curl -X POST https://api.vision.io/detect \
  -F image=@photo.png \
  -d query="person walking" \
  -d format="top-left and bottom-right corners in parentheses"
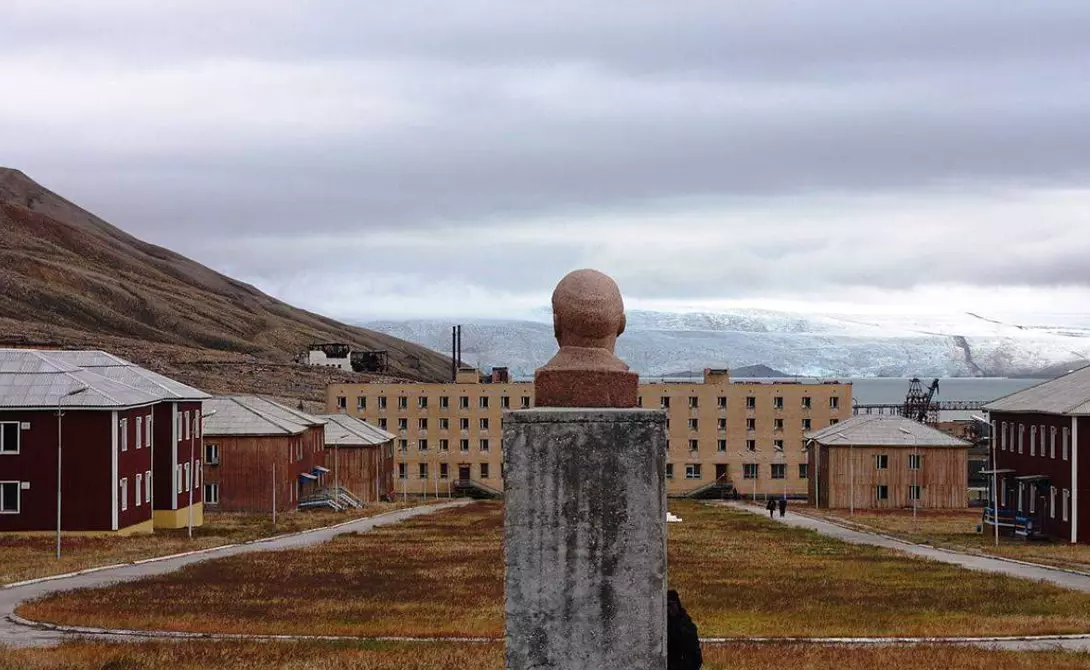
top-left (766, 498), bottom-right (776, 518)
top-left (778, 496), bottom-right (787, 517)
top-left (667, 590), bottom-right (702, 670)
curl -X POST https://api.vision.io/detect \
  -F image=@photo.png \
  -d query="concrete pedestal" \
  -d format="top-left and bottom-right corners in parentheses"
top-left (503, 409), bottom-right (667, 670)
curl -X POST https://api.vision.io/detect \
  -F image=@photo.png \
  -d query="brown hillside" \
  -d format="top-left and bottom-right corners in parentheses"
top-left (0, 168), bottom-right (452, 399)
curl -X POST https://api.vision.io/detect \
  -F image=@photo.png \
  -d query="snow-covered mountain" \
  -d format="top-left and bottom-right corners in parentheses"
top-left (362, 310), bottom-right (1090, 378)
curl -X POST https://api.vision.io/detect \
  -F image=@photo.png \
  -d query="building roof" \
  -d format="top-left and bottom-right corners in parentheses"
top-left (806, 415), bottom-right (971, 448)
top-left (0, 349), bottom-right (162, 409)
top-left (39, 350), bottom-right (210, 401)
top-left (203, 396), bottom-right (325, 437)
top-left (983, 366), bottom-right (1090, 416)
top-left (318, 413), bottom-right (395, 447)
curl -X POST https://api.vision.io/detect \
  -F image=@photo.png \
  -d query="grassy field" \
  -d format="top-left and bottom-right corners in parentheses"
top-left (19, 501), bottom-right (1090, 638)
top-left (801, 507), bottom-right (1090, 573)
top-left (3, 641), bottom-right (1090, 670)
top-left (0, 502), bottom-right (424, 586)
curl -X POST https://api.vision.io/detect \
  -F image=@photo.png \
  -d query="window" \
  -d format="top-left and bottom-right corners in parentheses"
top-left (145, 470), bottom-right (152, 502)
top-left (1063, 427), bottom-right (1071, 460)
top-left (909, 485), bottom-right (921, 501)
top-left (176, 464), bottom-right (183, 492)
top-left (418, 418), bottom-right (428, 430)
top-left (120, 418), bottom-right (128, 451)
top-left (774, 440), bottom-right (784, 451)
top-left (135, 417), bottom-right (143, 450)
top-left (146, 414), bottom-right (152, 447)
top-left (1018, 424), bottom-right (1025, 454)
top-left (685, 463), bottom-right (702, 480)
top-left (717, 418), bottom-right (727, 430)
top-left (1030, 425), bottom-right (1037, 456)
top-left (688, 439), bottom-right (699, 452)
top-left (717, 396), bottom-right (726, 409)
top-left (688, 418), bottom-right (698, 431)
top-left (501, 396), bottom-right (510, 409)
top-left (398, 439), bottom-right (408, 452)
top-left (460, 439), bottom-right (470, 453)
top-left (176, 413), bottom-right (182, 441)
top-left (0, 482), bottom-right (19, 513)
top-left (439, 417), bottom-right (449, 430)
top-left (771, 463), bottom-right (786, 479)
top-left (688, 397), bottom-right (699, 409)
top-left (521, 396), bottom-right (531, 409)
top-left (357, 396), bottom-right (366, 410)
top-left (802, 419), bottom-right (812, 431)
top-left (418, 396), bottom-right (428, 409)
top-left (480, 463), bottom-right (490, 478)
top-left (459, 418), bottom-right (470, 430)
top-left (183, 412), bottom-right (190, 440)
top-left (908, 454), bottom-right (922, 470)
top-left (802, 396), bottom-right (812, 409)
top-left (194, 414), bottom-right (201, 440)
top-left (798, 463), bottom-right (809, 479)
top-left (480, 439), bottom-right (490, 452)
top-left (830, 419), bottom-right (839, 426)
top-left (479, 396), bottom-right (489, 409)
top-left (459, 396), bottom-right (469, 409)
top-left (419, 463), bottom-right (428, 479)
top-left (746, 439), bottom-right (756, 451)
top-left (205, 483), bottom-right (219, 504)
top-left (440, 438), bottom-right (449, 451)
top-left (0, 423), bottom-right (20, 454)
top-left (746, 396), bottom-right (756, 409)
top-left (120, 477), bottom-right (129, 511)
top-left (875, 485), bottom-right (889, 501)
top-left (773, 397), bottom-right (784, 410)
top-left (1030, 488), bottom-right (1037, 514)
top-left (661, 397), bottom-right (671, 409)
top-left (875, 454), bottom-right (889, 470)
top-left (418, 439), bottom-right (428, 452)
top-left (830, 397), bottom-right (840, 410)
top-left (717, 439), bottom-right (726, 452)
top-left (637, 396), bottom-right (643, 407)
top-left (1050, 486), bottom-right (1057, 519)
top-left (136, 473), bottom-right (143, 506)
top-left (1001, 422), bottom-right (1008, 450)
top-left (398, 463), bottom-right (406, 479)
top-left (439, 396), bottom-right (450, 409)
top-left (1063, 489), bottom-right (1071, 521)
top-left (378, 418), bottom-right (388, 430)
top-left (743, 463), bottom-right (758, 480)
top-left (397, 397), bottom-right (408, 409)
top-left (440, 463), bottom-right (449, 479)
top-left (773, 418), bottom-right (784, 431)
top-left (184, 462), bottom-right (191, 491)
top-left (665, 463), bottom-right (674, 479)
top-left (1051, 427), bottom-right (1057, 459)
top-left (377, 396), bottom-right (387, 409)
top-left (398, 418), bottom-right (408, 430)
top-left (1018, 483), bottom-right (1024, 512)
top-left (336, 396), bottom-right (347, 410)
top-left (746, 418), bottom-right (756, 431)
top-left (480, 418), bottom-right (490, 430)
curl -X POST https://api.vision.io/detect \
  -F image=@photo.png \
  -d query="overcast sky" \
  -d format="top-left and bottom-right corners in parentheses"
top-left (3, 1), bottom-right (1090, 322)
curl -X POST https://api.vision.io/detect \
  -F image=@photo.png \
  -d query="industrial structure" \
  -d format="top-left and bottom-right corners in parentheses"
top-left (305, 343), bottom-right (389, 374)
top-left (328, 367), bottom-right (851, 498)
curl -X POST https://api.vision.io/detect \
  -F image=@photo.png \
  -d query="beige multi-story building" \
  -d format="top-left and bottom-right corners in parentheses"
top-left (327, 368), bottom-right (851, 498)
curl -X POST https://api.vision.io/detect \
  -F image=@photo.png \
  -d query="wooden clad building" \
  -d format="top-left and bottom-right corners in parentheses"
top-left (201, 396), bottom-right (328, 513)
top-left (807, 416), bottom-right (971, 509)
top-left (318, 414), bottom-right (396, 503)
top-left (985, 367), bottom-right (1090, 544)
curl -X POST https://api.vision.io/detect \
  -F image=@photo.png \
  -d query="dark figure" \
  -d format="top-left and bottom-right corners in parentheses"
top-left (766, 498), bottom-right (776, 518)
top-left (667, 590), bottom-right (702, 670)
top-left (778, 497), bottom-right (787, 517)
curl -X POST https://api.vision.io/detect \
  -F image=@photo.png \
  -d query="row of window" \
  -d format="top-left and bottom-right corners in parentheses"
top-left (873, 485), bottom-right (923, 501)
top-left (650, 395), bottom-right (838, 410)
top-left (118, 470), bottom-right (154, 511)
top-left (1007, 481), bottom-right (1073, 522)
top-left (667, 463), bottom-right (811, 480)
top-left (675, 438), bottom-right (800, 452)
top-left (119, 414), bottom-right (154, 452)
top-left (996, 421), bottom-right (1071, 461)
top-left (375, 416), bottom-right (839, 437)
top-left (175, 410), bottom-right (201, 443)
top-left (339, 394), bottom-right (842, 412)
top-left (398, 462), bottom-right (493, 479)
top-left (393, 417), bottom-right (495, 431)
top-left (398, 438), bottom-right (493, 453)
top-left (670, 417), bottom-right (831, 432)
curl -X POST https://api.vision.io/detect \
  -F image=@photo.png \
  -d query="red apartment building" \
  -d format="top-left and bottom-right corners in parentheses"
top-left (985, 367), bottom-right (1090, 543)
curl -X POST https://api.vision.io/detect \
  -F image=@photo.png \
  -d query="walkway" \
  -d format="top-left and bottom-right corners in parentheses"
top-left (1, 501), bottom-right (471, 648)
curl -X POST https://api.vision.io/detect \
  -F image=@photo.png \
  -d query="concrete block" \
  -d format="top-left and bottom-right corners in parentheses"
top-left (503, 408), bottom-right (667, 670)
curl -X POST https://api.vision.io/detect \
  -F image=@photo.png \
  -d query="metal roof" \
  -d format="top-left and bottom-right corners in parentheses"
top-left (202, 396), bottom-right (325, 437)
top-left (806, 415), bottom-right (970, 448)
top-left (39, 350), bottom-right (210, 401)
top-left (0, 350), bottom-right (161, 409)
top-left (983, 366), bottom-right (1090, 416)
top-left (318, 413), bottom-right (395, 447)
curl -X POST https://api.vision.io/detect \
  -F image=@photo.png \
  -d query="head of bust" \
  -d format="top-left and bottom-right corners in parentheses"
top-left (551, 269), bottom-right (626, 352)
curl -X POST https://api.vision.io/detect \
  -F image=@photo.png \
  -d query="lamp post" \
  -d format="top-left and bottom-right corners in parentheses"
top-left (899, 426), bottom-right (919, 530)
top-left (971, 415), bottom-right (999, 548)
top-left (57, 385), bottom-right (89, 560)
top-left (191, 409), bottom-right (216, 539)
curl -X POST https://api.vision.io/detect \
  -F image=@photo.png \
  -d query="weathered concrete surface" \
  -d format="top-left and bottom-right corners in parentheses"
top-left (504, 409), bottom-right (667, 670)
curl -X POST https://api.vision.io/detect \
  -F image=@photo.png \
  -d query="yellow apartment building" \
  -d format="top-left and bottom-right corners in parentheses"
top-left (327, 368), bottom-right (851, 498)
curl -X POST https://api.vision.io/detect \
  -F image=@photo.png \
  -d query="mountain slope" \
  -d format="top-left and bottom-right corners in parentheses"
top-left (0, 168), bottom-right (451, 397)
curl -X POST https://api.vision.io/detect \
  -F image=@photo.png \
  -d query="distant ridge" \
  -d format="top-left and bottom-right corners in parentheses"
top-left (0, 168), bottom-right (452, 400)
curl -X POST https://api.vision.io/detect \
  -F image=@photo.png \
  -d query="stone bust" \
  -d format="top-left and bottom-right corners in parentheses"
top-left (534, 269), bottom-right (639, 407)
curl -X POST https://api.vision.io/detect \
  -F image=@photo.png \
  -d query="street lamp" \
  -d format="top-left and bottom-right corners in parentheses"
top-left (899, 426), bottom-right (919, 529)
top-left (971, 415), bottom-right (999, 548)
top-left (57, 385), bottom-right (89, 560)
top-left (191, 409), bottom-right (216, 539)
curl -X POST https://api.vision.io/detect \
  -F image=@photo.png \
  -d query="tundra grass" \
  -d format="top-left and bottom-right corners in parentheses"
top-left (18, 501), bottom-right (1090, 638)
top-left (0, 502), bottom-right (425, 586)
top-left (802, 507), bottom-right (1090, 573)
top-left (3, 642), bottom-right (1090, 670)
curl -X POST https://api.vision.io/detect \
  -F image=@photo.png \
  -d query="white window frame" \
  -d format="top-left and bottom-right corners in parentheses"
top-left (875, 485), bottom-right (889, 501)
top-left (665, 463), bottom-right (674, 479)
top-left (1000, 422), bottom-right (1008, 451)
top-left (1030, 425), bottom-right (1037, 456)
top-left (1051, 427), bottom-right (1057, 459)
top-left (205, 443), bottom-right (219, 465)
top-left (136, 473), bottom-right (143, 506)
top-left (205, 483), bottom-right (220, 504)
top-left (194, 413), bottom-right (201, 439)
top-left (1063, 428), bottom-right (1070, 461)
top-left (144, 470), bottom-right (152, 503)
top-left (909, 485), bottom-right (921, 501)
top-left (1063, 489), bottom-right (1070, 522)
top-left (183, 411), bottom-right (190, 440)
top-left (184, 462), bottom-right (191, 492)
top-left (1050, 486), bottom-right (1057, 519)
top-left (908, 453), bottom-right (922, 470)
top-left (875, 454), bottom-right (889, 470)
top-left (0, 481), bottom-right (20, 514)
top-left (685, 463), bottom-right (702, 480)
top-left (176, 414), bottom-right (182, 442)
top-left (1018, 482), bottom-right (1024, 512)
top-left (176, 464), bottom-right (184, 493)
top-left (120, 477), bottom-right (128, 512)
top-left (120, 418), bottom-right (128, 452)
top-left (1018, 424), bottom-right (1024, 454)
top-left (135, 417), bottom-right (142, 450)
top-left (0, 422), bottom-right (20, 455)
top-left (146, 414), bottom-right (153, 447)
top-left (195, 460), bottom-right (201, 489)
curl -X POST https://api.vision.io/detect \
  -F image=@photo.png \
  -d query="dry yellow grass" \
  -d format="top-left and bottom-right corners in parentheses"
top-left (3, 642), bottom-right (1090, 670)
top-left (0, 502), bottom-right (424, 586)
top-left (803, 507), bottom-right (1090, 573)
top-left (19, 501), bottom-right (1090, 639)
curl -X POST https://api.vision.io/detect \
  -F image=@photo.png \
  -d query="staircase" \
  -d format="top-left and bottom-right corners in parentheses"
top-left (298, 486), bottom-right (364, 511)
top-left (453, 478), bottom-right (504, 499)
top-left (684, 477), bottom-right (736, 500)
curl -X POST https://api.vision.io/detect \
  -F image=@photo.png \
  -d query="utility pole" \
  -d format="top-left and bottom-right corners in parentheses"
top-left (56, 386), bottom-right (89, 560)
top-left (272, 462), bottom-right (277, 526)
